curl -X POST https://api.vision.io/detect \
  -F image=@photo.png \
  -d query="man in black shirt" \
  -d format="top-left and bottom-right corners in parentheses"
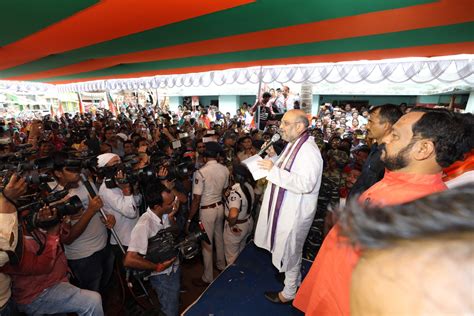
top-left (348, 104), bottom-right (403, 199)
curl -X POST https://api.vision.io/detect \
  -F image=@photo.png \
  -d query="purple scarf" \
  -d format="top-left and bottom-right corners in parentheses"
top-left (267, 131), bottom-right (309, 250)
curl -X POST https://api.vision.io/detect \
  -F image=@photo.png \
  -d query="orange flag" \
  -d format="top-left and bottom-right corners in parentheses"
top-left (77, 92), bottom-right (84, 114)
top-left (58, 102), bottom-right (64, 117)
top-left (106, 92), bottom-right (118, 116)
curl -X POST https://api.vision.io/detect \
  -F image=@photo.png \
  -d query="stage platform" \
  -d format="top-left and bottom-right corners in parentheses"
top-left (182, 242), bottom-right (312, 316)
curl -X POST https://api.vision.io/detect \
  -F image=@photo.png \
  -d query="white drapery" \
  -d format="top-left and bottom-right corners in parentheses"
top-left (0, 80), bottom-right (56, 93)
top-left (1, 55), bottom-right (472, 93)
top-left (56, 55), bottom-right (474, 93)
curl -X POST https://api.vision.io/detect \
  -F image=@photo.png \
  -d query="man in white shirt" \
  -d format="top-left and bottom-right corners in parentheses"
top-left (97, 153), bottom-right (141, 254)
top-left (124, 182), bottom-right (180, 316)
top-left (281, 86), bottom-right (299, 112)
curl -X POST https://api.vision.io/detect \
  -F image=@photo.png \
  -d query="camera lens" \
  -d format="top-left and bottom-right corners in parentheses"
top-left (55, 195), bottom-right (83, 217)
top-left (25, 172), bottom-right (53, 185)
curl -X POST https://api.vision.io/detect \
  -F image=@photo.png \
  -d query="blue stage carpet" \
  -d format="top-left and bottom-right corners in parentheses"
top-left (183, 242), bottom-right (312, 316)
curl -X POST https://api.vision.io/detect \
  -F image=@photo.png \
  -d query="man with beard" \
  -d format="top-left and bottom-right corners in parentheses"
top-left (294, 108), bottom-right (470, 316)
top-left (358, 109), bottom-right (454, 205)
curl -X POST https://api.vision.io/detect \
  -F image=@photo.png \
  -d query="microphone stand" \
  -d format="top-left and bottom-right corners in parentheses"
top-left (79, 174), bottom-right (152, 304)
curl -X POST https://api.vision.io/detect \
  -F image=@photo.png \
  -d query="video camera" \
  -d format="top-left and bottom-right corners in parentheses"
top-left (0, 156), bottom-right (55, 191)
top-left (17, 189), bottom-right (83, 230)
top-left (0, 144), bottom-right (37, 165)
top-left (145, 222), bottom-right (211, 264)
top-left (149, 153), bottom-right (195, 182)
top-left (98, 156), bottom-right (147, 188)
top-left (100, 152), bottom-right (194, 188)
top-left (129, 222), bottom-right (210, 279)
top-left (63, 156), bottom-right (98, 173)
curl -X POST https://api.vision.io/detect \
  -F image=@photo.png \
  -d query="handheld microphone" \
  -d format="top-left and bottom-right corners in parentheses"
top-left (258, 133), bottom-right (281, 157)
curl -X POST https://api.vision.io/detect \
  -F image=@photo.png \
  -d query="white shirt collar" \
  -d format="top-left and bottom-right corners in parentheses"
top-left (146, 208), bottom-right (166, 226)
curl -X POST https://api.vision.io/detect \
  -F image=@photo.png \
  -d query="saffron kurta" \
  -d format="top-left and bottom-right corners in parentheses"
top-left (254, 135), bottom-right (323, 271)
top-left (294, 170), bottom-right (447, 315)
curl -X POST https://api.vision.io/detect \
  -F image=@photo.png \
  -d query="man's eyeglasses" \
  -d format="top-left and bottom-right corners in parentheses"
top-left (280, 120), bottom-right (301, 127)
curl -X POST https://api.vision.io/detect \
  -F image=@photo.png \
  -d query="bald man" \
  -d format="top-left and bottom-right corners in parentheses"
top-left (255, 110), bottom-right (323, 304)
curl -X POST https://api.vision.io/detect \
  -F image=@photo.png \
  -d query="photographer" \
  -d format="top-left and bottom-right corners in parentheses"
top-left (124, 182), bottom-right (180, 316)
top-left (97, 153), bottom-right (141, 253)
top-left (50, 152), bottom-right (115, 294)
top-left (2, 206), bottom-right (103, 316)
top-left (0, 175), bottom-right (27, 316)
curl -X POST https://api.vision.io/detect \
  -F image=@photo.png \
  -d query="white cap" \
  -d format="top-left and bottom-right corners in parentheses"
top-left (97, 153), bottom-right (119, 168)
top-left (116, 133), bottom-right (128, 141)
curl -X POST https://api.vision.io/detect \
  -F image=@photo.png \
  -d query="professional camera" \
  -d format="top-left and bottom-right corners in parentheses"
top-left (98, 155), bottom-right (144, 187)
top-left (17, 189), bottom-right (83, 230)
top-left (43, 120), bottom-right (59, 131)
top-left (63, 156), bottom-right (98, 172)
top-left (13, 188), bottom-right (83, 256)
top-left (0, 156), bottom-right (55, 191)
top-left (69, 126), bottom-right (91, 143)
top-left (40, 114), bottom-right (59, 131)
top-left (0, 145), bottom-right (37, 166)
top-left (145, 222), bottom-right (211, 264)
top-left (150, 153), bottom-right (195, 182)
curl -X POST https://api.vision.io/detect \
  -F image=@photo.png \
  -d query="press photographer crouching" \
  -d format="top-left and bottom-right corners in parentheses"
top-left (50, 152), bottom-right (116, 295)
top-left (1, 176), bottom-right (103, 315)
top-left (124, 182), bottom-right (180, 316)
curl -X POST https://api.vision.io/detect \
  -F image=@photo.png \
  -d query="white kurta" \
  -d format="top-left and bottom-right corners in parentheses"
top-left (254, 136), bottom-right (323, 272)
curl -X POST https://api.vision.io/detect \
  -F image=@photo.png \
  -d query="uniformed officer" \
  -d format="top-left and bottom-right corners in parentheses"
top-left (186, 142), bottom-right (229, 286)
top-left (223, 164), bottom-right (255, 265)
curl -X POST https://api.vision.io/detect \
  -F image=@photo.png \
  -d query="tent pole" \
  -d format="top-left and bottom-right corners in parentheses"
top-left (256, 66), bottom-right (263, 130)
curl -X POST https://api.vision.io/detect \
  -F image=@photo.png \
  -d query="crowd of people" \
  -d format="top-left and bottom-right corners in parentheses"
top-left (0, 90), bottom-right (472, 316)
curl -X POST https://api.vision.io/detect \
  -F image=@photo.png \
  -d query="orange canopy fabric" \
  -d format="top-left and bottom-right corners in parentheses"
top-left (0, 0), bottom-right (472, 84)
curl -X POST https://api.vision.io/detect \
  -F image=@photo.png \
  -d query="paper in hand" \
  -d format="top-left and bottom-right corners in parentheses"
top-left (242, 154), bottom-right (268, 181)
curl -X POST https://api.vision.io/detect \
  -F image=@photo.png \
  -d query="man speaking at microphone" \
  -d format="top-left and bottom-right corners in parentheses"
top-left (255, 109), bottom-right (323, 304)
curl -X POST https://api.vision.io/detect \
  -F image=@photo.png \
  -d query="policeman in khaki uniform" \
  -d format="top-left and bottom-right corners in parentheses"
top-left (223, 164), bottom-right (255, 265)
top-left (187, 142), bottom-right (229, 286)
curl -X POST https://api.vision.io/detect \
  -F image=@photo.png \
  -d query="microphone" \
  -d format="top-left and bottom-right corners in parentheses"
top-left (258, 133), bottom-right (281, 157)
